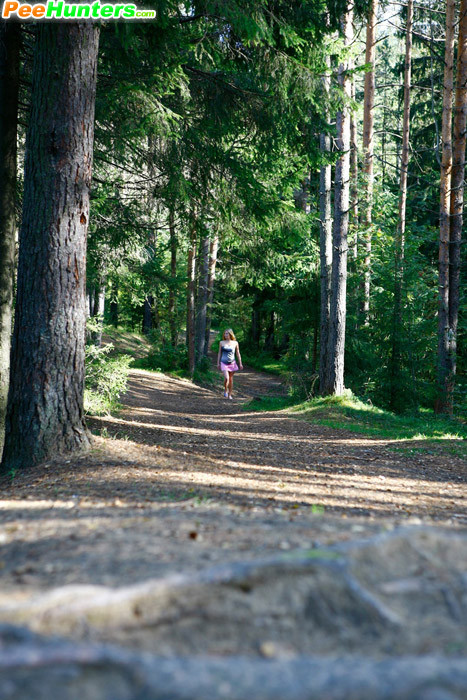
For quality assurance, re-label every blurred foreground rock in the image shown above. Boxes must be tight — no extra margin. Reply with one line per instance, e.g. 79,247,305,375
0,527,466,698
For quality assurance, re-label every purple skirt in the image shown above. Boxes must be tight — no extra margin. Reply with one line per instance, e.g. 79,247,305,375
220,361,239,373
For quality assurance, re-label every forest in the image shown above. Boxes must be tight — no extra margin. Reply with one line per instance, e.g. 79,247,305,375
0,0,466,468
1,5,467,697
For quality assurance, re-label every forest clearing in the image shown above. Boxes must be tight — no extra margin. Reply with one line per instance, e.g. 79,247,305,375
0,0,466,697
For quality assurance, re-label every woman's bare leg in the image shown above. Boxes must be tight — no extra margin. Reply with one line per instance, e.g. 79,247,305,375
228,372,234,398
222,370,229,395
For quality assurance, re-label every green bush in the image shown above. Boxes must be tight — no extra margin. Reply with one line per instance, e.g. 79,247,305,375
84,343,132,415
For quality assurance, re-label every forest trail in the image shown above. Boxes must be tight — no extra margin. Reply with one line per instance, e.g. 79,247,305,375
0,346,465,599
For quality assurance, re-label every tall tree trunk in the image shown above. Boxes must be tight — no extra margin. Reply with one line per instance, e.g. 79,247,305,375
436,0,456,414
318,56,333,395
168,210,177,348
1,24,99,473
361,0,379,323
186,212,197,376
390,0,413,410
350,70,359,261
322,7,353,396
204,233,219,355
0,24,20,457
195,233,210,363
444,0,467,413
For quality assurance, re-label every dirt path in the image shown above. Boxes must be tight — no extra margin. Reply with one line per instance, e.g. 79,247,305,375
0,355,465,601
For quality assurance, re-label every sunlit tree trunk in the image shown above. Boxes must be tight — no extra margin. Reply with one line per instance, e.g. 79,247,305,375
442,0,467,413
0,24,20,457
1,24,99,473
361,0,379,323
390,0,413,410
436,0,456,414
186,212,197,376
350,69,359,261
319,55,333,395
322,7,353,396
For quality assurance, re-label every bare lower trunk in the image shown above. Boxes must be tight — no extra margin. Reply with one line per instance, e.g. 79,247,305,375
195,234,210,363
186,214,197,376
0,24,20,457
1,24,99,473
361,0,379,323
322,8,353,396
436,0,456,414
390,0,413,410
318,56,333,395
204,234,219,355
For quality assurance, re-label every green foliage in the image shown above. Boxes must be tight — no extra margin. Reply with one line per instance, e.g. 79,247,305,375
133,343,188,372
84,343,132,416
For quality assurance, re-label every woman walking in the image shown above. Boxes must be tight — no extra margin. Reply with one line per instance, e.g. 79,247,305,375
217,328,243,399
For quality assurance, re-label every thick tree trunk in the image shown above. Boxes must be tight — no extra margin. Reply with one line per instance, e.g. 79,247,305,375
390,0,413,410
195,234,210,363
204,234,219,355
168,210,177,348
322,8,353,396
318,56,333,395
436,0,456,414
1,24,99,473
361,0,379,323
186,213,197,376
0,24,20,457
442,0,467,414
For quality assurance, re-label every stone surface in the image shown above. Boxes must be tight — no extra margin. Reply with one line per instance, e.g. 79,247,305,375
0,528,465,658
1,625,467,700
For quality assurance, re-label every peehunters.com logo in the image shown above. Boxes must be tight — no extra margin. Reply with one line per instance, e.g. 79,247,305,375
2,1,157,18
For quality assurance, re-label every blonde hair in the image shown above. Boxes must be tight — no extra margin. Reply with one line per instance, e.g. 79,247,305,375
223,328,236,341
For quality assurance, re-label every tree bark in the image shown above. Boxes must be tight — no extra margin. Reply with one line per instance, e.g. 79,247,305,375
443,0,467,414
361,0,379,323
322,7,353,396
195,233,210,363
0,23,20,457
350,69,359,261
204,233,219,355
1,24,99,473
436,0,456,414
390,0,413,410
186,212,197,376
168,210,177,348
318,56,333,395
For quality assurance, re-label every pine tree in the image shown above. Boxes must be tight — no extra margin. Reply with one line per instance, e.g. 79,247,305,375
1,25,100,472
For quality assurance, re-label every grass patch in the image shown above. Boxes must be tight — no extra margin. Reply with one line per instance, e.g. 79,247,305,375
244,389,466,456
